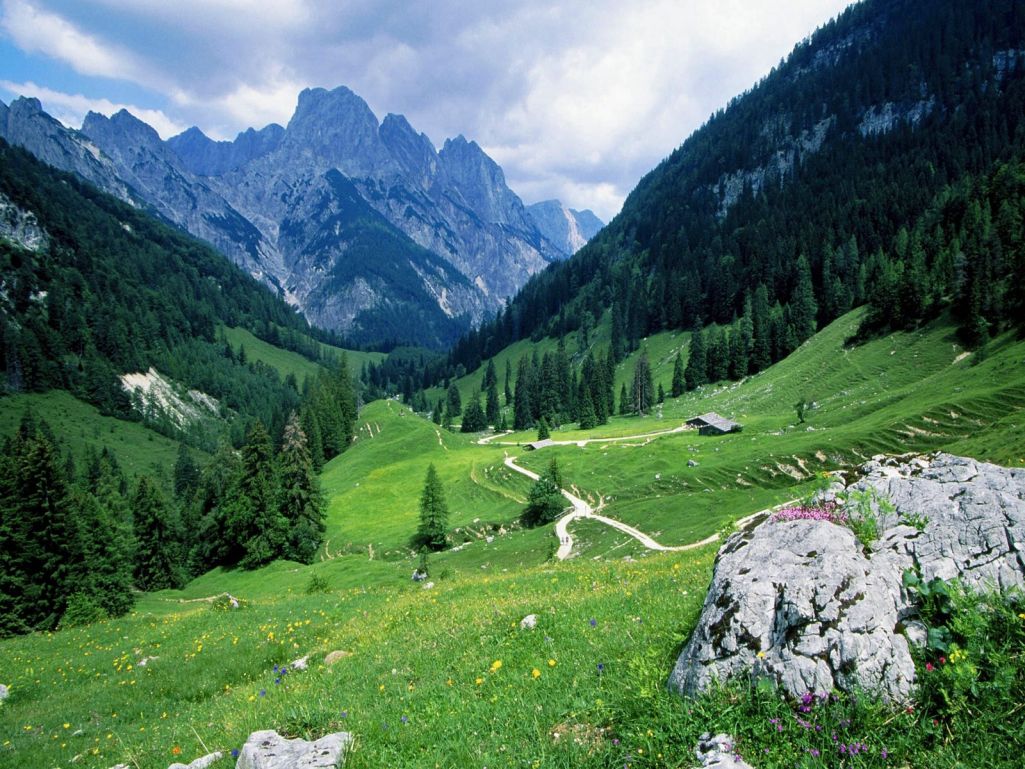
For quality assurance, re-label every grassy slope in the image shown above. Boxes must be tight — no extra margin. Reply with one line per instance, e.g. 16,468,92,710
2,312,1023,768
0,391,187,482
220,327,385,384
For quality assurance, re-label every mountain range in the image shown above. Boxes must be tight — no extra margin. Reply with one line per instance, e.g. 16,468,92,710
0,87,602,347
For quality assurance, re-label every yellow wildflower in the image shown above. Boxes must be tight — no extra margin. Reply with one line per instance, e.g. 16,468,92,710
531,668,541,679
490,660,502,673
475,677,484,685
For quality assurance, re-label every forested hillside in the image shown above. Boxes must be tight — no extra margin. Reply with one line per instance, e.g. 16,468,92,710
448,0,1025,378
0,140,363,635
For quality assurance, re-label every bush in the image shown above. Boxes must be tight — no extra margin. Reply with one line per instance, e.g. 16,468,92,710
305,574,331,595
60,593,107,628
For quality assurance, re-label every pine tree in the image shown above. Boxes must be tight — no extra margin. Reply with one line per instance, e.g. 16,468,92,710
504,360,513,404
461,391,488,433
68,489,135,619
446,383,462,417
132,476,184,591
485,380,501,426
619,383,629,415
173,442,201,503
671,351,685,397
684,323,707,391
228,422,286,569
520,474,565,528
791,254,818,342
657,382,666,404
631,351,655,414
279,412,326,564
513,356,534,430
750,284,772,373
536,417,550,441
412,464,448,552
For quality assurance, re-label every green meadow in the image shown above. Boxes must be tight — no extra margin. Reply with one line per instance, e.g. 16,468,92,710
1,309,1023,768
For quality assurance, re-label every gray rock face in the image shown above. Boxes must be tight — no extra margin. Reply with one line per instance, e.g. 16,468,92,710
2,87,588,345
168,751,223,769
526,200,603,256
0,97,133,203
237,730,351,769
0,191,49,252
167,125,285,177
0,683,8,701
693,734,757,769
669,453,1025,703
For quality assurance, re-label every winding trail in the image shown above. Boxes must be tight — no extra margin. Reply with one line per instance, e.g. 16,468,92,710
481,423,691,448
503,455,782,560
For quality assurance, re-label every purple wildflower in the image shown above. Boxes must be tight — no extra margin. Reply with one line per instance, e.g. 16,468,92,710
589,618,597,627
231,749,239,759
771,503,848,525
258,689,266,697
401,715,409,724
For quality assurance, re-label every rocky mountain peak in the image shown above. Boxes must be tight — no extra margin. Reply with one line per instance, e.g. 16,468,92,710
379,113,439,189
167,123,285,176
83,109,162,150
282,86,394,177
439,135,526,228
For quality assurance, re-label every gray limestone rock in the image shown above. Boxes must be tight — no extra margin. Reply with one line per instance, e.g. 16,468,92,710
236,730,351,769
693,733,757,769
0,683,8,701
168,751,223,769
669,453,1025,703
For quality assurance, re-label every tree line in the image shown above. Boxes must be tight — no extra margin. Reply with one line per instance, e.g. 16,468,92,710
0,361,354,637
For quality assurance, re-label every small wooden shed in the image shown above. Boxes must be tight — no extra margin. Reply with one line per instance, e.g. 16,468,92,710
686,412,742,436
524,438,555,451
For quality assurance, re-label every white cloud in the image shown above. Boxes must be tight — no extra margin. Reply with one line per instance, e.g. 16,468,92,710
2,0,855,220
0,0,159,86
0,80,187,138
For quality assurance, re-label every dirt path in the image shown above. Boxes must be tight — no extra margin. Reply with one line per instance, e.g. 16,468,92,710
503,455,786,560
481,423,692,448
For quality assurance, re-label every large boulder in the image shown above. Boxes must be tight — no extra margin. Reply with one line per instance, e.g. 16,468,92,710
669,453,1025,702
236,730,352,769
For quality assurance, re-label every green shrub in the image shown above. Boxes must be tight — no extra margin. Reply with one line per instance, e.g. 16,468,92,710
59,593,107,628
304,574,331,595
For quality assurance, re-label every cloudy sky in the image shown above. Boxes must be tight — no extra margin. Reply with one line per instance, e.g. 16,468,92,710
0,0,853,220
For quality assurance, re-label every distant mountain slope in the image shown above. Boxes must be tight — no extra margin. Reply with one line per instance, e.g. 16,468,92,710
526,200,603,255
0,86,592,347
0,138,316,439
450,0,1025,371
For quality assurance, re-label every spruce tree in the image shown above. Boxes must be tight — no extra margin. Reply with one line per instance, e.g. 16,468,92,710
536,417,550,440
631,352,655,414
229,421,286,569
791,254,818,342
461,392,487,433
513,357,534,430
619,383,629,415
279,412,326,564
485,380,501,426
412,464,448,552
173,442,200,503
657,382,666,404
520,475,565,528
671,351,685,397
132,476,184,591
684,324,707,391
446,383,462,417
68,489,135,618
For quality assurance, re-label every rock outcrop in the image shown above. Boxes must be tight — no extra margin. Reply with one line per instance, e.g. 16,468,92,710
669,453,1025,702
236,730,351,769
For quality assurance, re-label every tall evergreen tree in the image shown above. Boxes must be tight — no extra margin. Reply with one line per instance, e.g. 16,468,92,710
631,351,655,414
485,380,501,427
412,464,448,552
684,323,707,391
132,476,184,591
671,351,685,397
228,421,286,569
446,383,462,417
279,412,326,564
461,391,488,433
791,254,818,343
